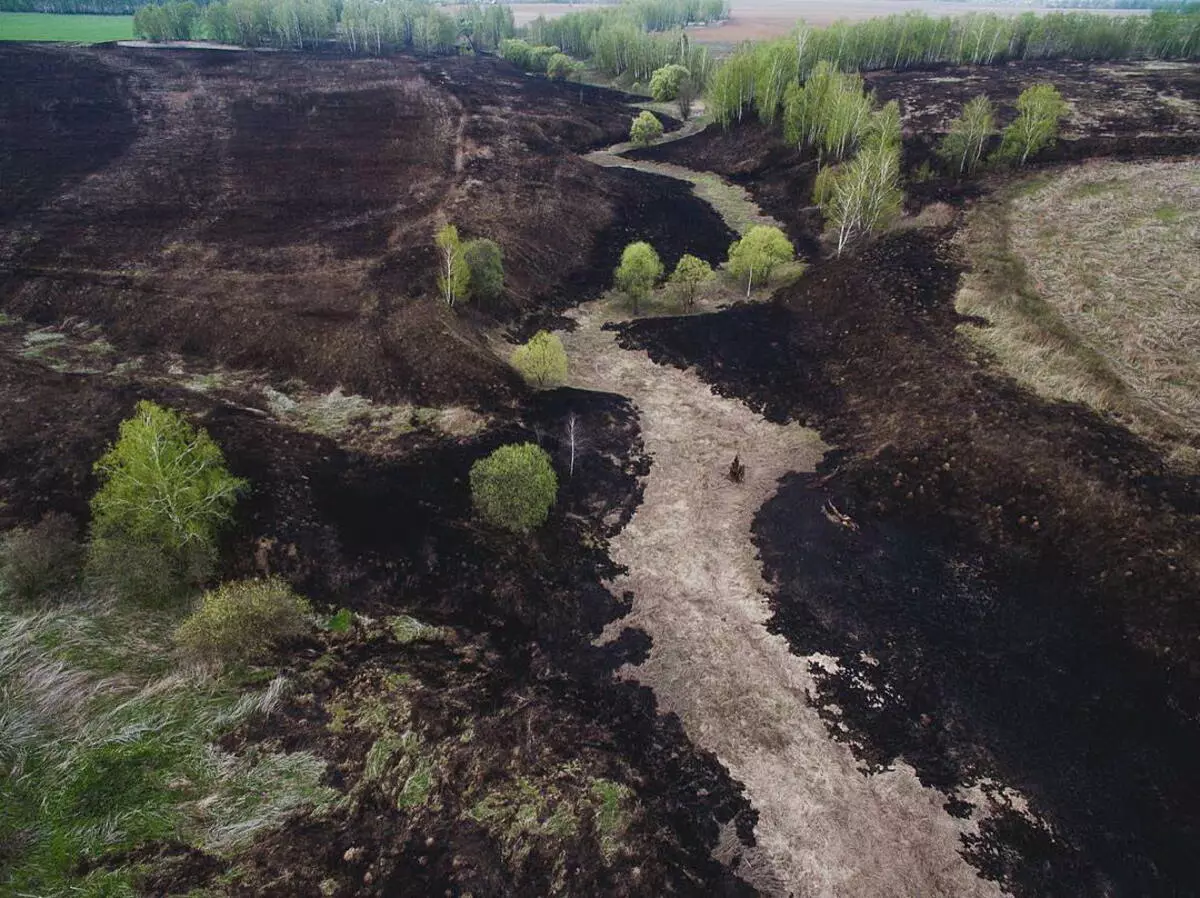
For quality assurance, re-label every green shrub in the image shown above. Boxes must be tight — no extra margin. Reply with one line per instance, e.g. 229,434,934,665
175,578,312,664
629,110,663,147
0,513,83,605
88,401,245,601
669,253,714,310
546,52,574,80
649,63,689,101
511,330,569,388
469,443,558,535
463,238,505,301
614,240,664,314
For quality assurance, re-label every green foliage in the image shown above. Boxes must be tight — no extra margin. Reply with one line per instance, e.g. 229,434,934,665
726,226,795,296
815,131,904,257
499,37,561,72
546,52,574,79
649,62,689,100
133,0,197,40
629,109,663,147
669,253,714,310
339,0,463,54
199,0,337,48
0,513,82,605
511,330,569,388
435,224,470,308
88,401,244,601
994,83,1071,166
0,600,335,895
175,577,312,664
939,94,996,175
614,240,664,314
469,443,558,535
389,614,446,644
326,607,353,633
463,237,505,301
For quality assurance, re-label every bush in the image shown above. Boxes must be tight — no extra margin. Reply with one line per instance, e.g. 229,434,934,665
649,63,689,101
469,444,558,535
546,52,574,80
0,513,83,604
175,578,312,664
511,330,569,388
629,110,663,147
463,238,505,302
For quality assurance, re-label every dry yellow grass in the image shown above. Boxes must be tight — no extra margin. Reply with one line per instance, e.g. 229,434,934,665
956,160,1200,466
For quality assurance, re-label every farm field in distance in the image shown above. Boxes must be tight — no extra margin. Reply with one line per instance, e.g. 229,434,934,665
1,4,1199,897
0,11,133,41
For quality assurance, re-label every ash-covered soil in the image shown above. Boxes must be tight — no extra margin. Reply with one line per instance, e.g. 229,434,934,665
0,47,726,408
0,349,761,897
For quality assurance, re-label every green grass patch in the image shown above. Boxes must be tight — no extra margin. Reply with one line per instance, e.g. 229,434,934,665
0,12,134,43
1153,203,1183,223
0,599,336,894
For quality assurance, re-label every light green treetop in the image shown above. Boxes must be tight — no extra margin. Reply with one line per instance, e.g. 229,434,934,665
726,226,795,297
629,110,664,147
614,241,664,314
511,330,569,388
669,254,715,310
470,443,558,535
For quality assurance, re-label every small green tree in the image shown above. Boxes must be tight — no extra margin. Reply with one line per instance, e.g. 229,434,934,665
676,75,696,121
649,63,690,101
546,52,573,80
511,330,568,388
629,110,663,147
89,400,245,600
463,238,504,302
669,254,714,310
435,223,469,308
470,443,558,535
614,241,663,314
726,226,794,297
994,84,1070,166
938,94,995,176
175,577,312,664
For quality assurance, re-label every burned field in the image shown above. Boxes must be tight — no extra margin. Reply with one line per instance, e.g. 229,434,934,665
2,39,1200,898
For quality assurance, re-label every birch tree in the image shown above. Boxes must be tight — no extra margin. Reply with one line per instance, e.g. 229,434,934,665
726,226,795,297
937,94,995,175
435,224,469,308
815,131,903,257
994,83,1070,166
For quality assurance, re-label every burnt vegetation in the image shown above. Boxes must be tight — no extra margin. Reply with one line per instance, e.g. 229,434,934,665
1,5,1200,898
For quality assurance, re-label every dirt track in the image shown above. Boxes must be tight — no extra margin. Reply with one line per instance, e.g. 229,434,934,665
561,296,1003,896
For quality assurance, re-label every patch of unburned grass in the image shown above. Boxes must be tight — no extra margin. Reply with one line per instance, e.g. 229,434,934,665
0,12,134,42
0,597,336,894
956,160,1200,459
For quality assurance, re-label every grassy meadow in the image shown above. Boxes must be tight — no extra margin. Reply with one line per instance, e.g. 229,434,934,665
0,12,134,42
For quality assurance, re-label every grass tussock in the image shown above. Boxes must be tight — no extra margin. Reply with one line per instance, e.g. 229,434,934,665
956,160,1200,463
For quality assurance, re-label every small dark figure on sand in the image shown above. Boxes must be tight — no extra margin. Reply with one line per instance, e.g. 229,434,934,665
728,454,745,483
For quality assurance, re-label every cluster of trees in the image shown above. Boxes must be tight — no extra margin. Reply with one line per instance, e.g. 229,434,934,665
938,84,1070,174
434,225,505,308
131,0,514,54
706,9,1199,125
612,227,796,312
500,38,566,72
524,6,717,85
